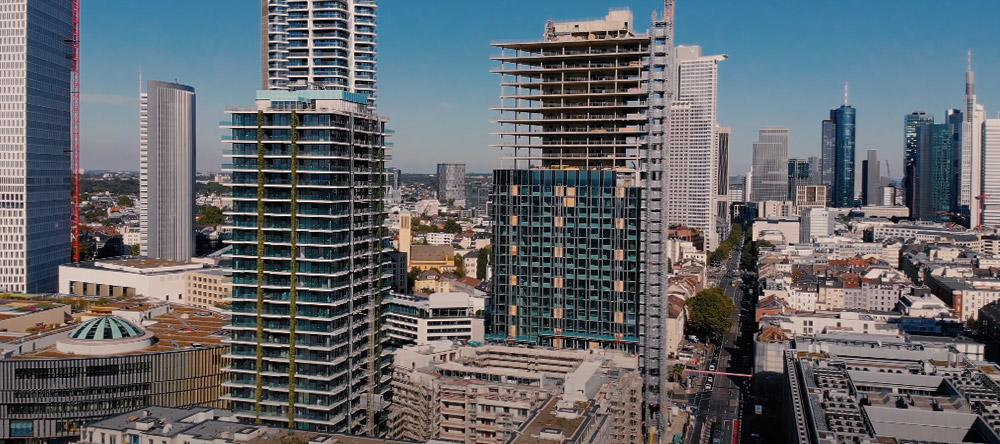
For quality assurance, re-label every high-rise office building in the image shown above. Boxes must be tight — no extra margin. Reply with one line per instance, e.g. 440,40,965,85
665,45,726,250
787,158,811,203
436,163,466,203
490,8,674,433
807,156,822,186
821,119,836,187
750,127,789,202
729,175,747,203
140,81,196,261
917,123,956,223
960,54,986,227
221,91,390,434
829,99,857,207
261,0,378,99
0,1,73,293
983,119,1000,227
904,111,934,216
861,149,880,206
947,109,963,215
717,126,732,240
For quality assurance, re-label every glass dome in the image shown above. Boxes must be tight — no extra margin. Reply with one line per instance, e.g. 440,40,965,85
68,316,144,341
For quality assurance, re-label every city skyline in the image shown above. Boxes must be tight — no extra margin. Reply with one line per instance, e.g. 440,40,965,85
79,1,1000,175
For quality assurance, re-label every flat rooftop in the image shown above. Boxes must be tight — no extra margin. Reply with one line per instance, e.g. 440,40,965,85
63,257,206,274
0,299,66,319
16,303,228,359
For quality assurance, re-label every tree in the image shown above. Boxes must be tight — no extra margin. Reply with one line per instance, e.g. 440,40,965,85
442,219,463,234
686,287,736,343
476,245,492,280
129,244,140,256
79,242,95,262
198,205,224,226
407,267,421,293
116,194,133,207
454,253,466,277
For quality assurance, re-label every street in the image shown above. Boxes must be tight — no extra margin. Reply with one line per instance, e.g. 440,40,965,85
686,241,754,444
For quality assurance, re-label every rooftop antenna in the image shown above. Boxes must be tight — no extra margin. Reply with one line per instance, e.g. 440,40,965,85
844,81,849,106
968,50,972,71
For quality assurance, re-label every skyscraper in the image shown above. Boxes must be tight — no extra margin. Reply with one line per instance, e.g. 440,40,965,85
904,111,934,216
665,45,726,250
436,163,466,203
140,81,196,261
983,119,1000,227
221,91,390,434
490,7,675,434
960,53,986,227
807,156,822,186
787,158,811,203
261,0,378,100
717,126,732,241
861,149,880,206
917,123,956,222
821,119,836,187
829,96,857,207
750,127,790,202
0,1,73,293
947,109,963,215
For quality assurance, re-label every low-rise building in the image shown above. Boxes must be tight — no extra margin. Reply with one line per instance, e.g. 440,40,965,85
0,301,228,442
426,232,456,246
752,218,800,245
184,269,232,311
59,258,211,303
78,406,406,444
409,245,456,272
784,335,1000,443
388,342,643,444
384,292,485,346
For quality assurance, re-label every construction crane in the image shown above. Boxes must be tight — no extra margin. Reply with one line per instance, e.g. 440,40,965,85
975,194,992,231
69,0,81,262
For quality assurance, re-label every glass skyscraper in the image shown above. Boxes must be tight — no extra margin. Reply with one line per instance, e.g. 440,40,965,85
750,127,789,202
918,123,956,222
221,90,390,434
0,0,74,293
829,104,856,207
904,111,934,216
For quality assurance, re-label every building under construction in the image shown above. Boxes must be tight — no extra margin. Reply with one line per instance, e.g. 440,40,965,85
488,4,675,440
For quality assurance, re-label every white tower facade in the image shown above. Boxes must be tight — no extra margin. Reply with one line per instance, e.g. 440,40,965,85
0,0,73,293
750,127,790,202
262,0,377,101
983,119,1000,227
139,81,196,261
961,53,986,227
665,46,726,250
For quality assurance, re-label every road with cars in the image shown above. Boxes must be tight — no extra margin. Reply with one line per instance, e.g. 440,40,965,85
686,241,756,444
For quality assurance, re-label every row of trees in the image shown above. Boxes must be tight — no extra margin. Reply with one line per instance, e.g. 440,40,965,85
708,225,744,264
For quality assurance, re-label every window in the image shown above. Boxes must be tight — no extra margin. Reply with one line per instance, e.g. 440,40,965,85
10,421,32,437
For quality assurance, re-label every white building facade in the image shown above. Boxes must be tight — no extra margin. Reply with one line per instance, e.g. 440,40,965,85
261,0,377,100
0,1,74,293
140,81,196,261
983,119,1000,226
750,127,789,202
665,46,726,251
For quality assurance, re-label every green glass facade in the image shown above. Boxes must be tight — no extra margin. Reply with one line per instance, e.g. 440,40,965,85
488,169,641,351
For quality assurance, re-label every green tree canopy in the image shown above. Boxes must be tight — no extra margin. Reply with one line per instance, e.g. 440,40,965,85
442,219,463,234
686,287,736,342
476,245,492,280
116,194,133,207
197,205,224,226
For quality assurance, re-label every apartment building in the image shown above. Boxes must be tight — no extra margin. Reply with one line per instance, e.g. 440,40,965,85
221,90,390,433
185,269,233,311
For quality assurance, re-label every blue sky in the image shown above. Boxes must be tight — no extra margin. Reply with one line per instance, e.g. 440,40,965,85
81,1,1000,176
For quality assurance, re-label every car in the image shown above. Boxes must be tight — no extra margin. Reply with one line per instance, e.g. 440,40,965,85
705,383,712,390
709,364,716,371
707,377,714,385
